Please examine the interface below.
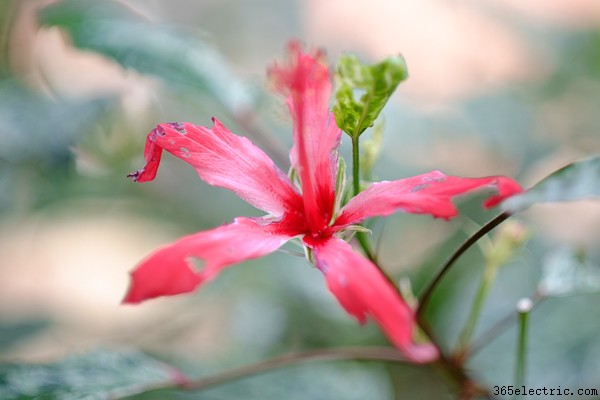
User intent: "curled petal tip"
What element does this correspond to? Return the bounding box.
[402,343,440,364]
[126,170,143,182]
[121,280,156,305]
[121,286,143,304]
[120,297,137,305]
[483,178,524,209]
[170,369,191,387]
[286,39,301,52]
[336,171,523,227]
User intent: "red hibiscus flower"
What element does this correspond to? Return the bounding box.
[123,43,522,363]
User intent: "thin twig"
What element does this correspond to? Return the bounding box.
[417,212,512,320]
[467,297,543,358]
[157,347,407,393]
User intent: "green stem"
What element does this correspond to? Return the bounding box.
[468,297,542,358]
[351,135,361,197]
[515,299,532,399]
[417,212,511,322]
[350,133,378,262]
[457,263,497,352]
[345,129,488,397]
[357,231,377,262]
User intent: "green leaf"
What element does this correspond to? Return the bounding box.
[39,0,252,112]
[0,80,111,163]
[187,362,395,400]
[538,248,600,297]
[0,349,186,400]
[333,53,408,137]
[502,155,600,212]
[0,319,50,350]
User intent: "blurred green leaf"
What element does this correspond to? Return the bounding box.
[0,349,185,400]
[176,362,393,400]
[538,248,600,298]
[0,1,17,77]
[502,155,600,212]
[0,319,50,350]
[39,0,252,113]
[0,81,111,163]
[333,54,407,137]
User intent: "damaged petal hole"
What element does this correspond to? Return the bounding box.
[411,177,446,192]
[167,122,187,134]
[148,126,166,142]
[187,257,206,274]
[411,183,431,192]
[180,147,191,158]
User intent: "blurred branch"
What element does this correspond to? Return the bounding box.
[154,347,408,393]
[150,344,491,400]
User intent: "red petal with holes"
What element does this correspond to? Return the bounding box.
[128,119,303,217]
[123,216,303,304]
[304,236,439,363]
[269,41,341,232]
[335,170,523,228]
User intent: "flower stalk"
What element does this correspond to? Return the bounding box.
[457,263,497,354]
[350,133,377,262]
[456,221,531,356]
[351,134,361,197]
[515,298,533,398]
[417,212,512,322]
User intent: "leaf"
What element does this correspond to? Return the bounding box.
[502,155,600,212]
[333,53,408,137]
[0,319,50,350]
[0,80,111,163]
[0,349,187,400]
[39,0,252,113]
[538,247,600,297]
[197,362,395,400]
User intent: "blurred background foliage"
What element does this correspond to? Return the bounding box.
[0,0,599,398]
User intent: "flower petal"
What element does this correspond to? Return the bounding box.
[128,119,303,217]
[123,216,302,304]
[304,236,439,363]
[335,170,523,227]
[269,42,341,232]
